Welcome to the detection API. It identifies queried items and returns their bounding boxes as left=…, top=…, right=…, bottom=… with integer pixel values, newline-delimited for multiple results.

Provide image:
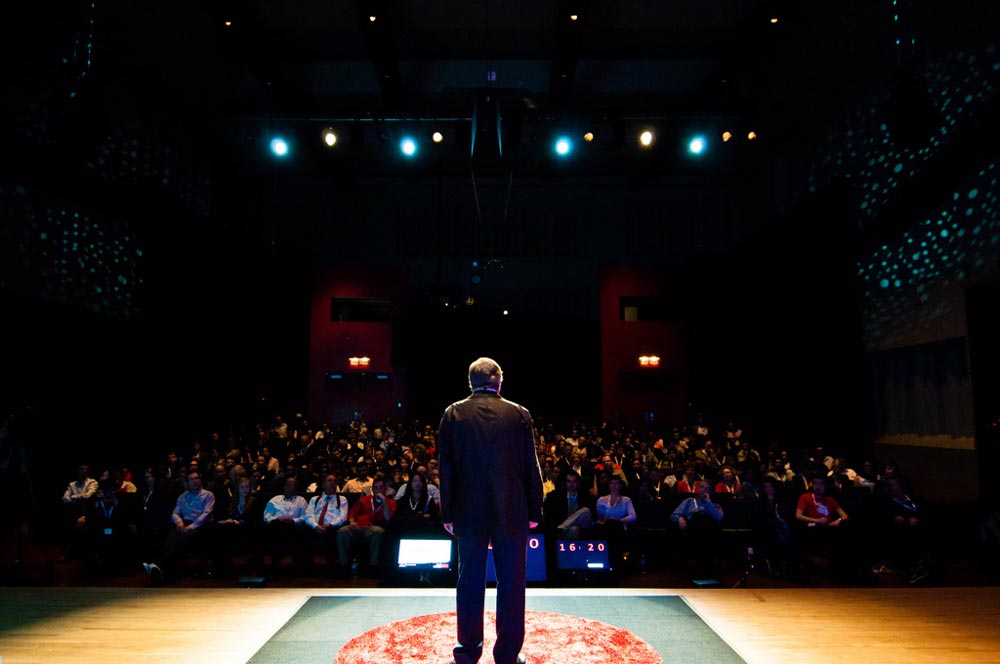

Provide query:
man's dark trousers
left=454, top=533, right=527, bottom=664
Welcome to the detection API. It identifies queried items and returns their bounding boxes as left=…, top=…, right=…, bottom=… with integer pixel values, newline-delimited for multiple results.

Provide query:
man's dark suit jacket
left=438, top=391, right=543, bottom=538
left=542, top=488, right=595, bottom=530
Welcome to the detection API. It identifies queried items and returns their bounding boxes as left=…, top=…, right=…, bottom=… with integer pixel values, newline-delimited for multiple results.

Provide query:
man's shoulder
left=498, top=396, right=530, bottom=414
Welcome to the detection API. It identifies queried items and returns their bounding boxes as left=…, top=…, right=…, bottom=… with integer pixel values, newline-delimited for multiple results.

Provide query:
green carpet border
left=246, top=595, right=746, bottom=664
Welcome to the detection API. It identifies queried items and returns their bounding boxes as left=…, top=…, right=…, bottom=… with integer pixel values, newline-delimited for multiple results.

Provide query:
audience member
left=670, top=481, right=725, bottom=575
left=543, top=469, right=595, bottom=539
left=142, top=469, right=215, bottom=583
left=337, top=477, right=396, bottom=575
left=261, top=476, right=309, bottom=574
left=305, top=473, right=349, bottom=575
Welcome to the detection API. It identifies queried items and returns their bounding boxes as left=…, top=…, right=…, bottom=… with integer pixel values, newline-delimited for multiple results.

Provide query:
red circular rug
left=335, top=610, right=662, bottom=664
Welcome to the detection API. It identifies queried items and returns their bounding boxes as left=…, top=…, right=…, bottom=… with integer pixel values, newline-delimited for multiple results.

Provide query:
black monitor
left=396, top=538, right=453, bottom=571
left=556, top=539, right=610, bottom=570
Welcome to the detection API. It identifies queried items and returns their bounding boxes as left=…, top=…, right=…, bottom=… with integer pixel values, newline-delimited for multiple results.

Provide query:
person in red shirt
left=714, top=466, right=741, bottom=495
left=336, top=477, right=396, bottom=575
left=794, top=475, right=865, bottom=581
left=795, top=476, right=849, bottom=527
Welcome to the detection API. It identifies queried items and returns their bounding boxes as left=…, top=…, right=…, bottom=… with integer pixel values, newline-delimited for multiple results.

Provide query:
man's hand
left=529, top=521, right=538, bottom=530
left=443, top=522, right=454, bottom=536
left=677, top=516, right=687, bottom=531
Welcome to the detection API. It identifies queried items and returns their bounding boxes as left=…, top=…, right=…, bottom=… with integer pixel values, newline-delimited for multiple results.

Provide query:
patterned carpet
left=246, top=595, right=745, bottom=664
left=335, top=610, right=662, bottom=664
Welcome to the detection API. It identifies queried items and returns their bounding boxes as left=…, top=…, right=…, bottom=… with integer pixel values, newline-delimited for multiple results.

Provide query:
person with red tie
left=306, top=473, right=349, bottom=575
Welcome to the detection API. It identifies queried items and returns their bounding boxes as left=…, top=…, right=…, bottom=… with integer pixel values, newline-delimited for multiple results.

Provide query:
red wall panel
left=308, top=267, right=408, bottom=424
left=600, top=265, right=689, bottom=427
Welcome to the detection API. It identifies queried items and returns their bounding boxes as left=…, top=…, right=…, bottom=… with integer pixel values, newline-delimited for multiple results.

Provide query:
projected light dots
left=4, top=184, right=144, bottom=316
left=807, top=45, right=1000, bottom=220
left=858, top=164, right=1000, bottom=344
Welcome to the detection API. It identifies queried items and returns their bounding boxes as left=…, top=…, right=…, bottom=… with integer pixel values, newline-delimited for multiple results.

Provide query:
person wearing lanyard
left=85, top=483, right=135, bottom=575
left=795, top=476, right=858, bottom=580
left=336, top=477, right=396, bottom=576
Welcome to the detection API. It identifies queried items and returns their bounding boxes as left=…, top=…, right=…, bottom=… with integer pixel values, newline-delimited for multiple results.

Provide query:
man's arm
left=292, top=497, right=307, bottom=525
left=304, top=496, right=319, bottom=529
left=189, top=492, right=215, bottom=529
left=346, top=496, right=362, bottom=526
left=171, top=496, right=185, bottom=528
left=523, top=411, right=543, bottom=528
left=437, top=408, right=455, bottom=528
left=262, top=498, right=279, bottom=524
left=705, top=499, right=724, bottom=523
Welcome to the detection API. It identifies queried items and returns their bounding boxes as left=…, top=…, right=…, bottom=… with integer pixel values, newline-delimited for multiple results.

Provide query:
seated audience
left=390, top=473, right=440, bottom=535
left=337, top=477, right=396, bottom=575
left=715, top=466, right=741, bottom=496
left=595, top=476, right=637, bottom=569
left=305, top=473, right=349, bottom=575
left=873, top=477, right=933, bottom=584
left=83, top=482, right=137, bottom=576
left=543, top=469, right=595, bottom=539
left=209, top=476, right=260, bottom=576
left=795, top=475, right=868, bottom=582
left=142, top=469, right=215, bottom=583
left=261, top=476, right=309, bottom=574
left=670, top=481, right=725, bottom=575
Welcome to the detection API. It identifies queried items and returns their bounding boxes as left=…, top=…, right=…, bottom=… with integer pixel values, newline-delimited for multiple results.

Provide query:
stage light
left=349, top=356, right=371, bottom=368
left=638, top=355, right=661, bottom=367
left=224, top=20, right=232, bottom=27
left=639, top=130, right=654, bottom=147
left=688, top=136, right=706, bottom=155
left=747, top=131, right=758, bottom=141
left=503, top=309, right=509, bottom=316
left=570, top=14, right=578, bottom=21
left=722, top=131, right=733, bottom=142
left=400, top=137, right=417, bottom=157
left=554, top=136, right=573, bottom=157
left=583, top=132, right=594, bottom=143
left=369, top=15, right=377, bottom=22
left=269, top=137, right=289, bottom=157
left=432, top=131, right=444, bottom=143
left=323, top=130, right=337, bottom=147
left=770, top=17, right=779, bottom=24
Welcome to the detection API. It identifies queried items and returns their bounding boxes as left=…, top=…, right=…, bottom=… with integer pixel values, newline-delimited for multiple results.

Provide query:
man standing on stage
left=438, top=357, right=543, bottom=664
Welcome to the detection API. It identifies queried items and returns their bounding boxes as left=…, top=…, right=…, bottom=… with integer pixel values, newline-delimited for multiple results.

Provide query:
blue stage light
left=400, top=137, right=417, bottom=157
left=269, top=137, right=289, bottom=157
left=688, top=136, right=706, bottom=155
left=554, top=136, right=573, bottom=157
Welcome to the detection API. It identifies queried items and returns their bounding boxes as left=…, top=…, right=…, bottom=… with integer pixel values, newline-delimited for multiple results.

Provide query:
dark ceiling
left=10, top=0, right=993, bottom=180
left=56, top=0, right=923, bottom=136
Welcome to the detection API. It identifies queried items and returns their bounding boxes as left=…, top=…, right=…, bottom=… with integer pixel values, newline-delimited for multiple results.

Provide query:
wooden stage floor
left=1, top=586, right=999, bottom=664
